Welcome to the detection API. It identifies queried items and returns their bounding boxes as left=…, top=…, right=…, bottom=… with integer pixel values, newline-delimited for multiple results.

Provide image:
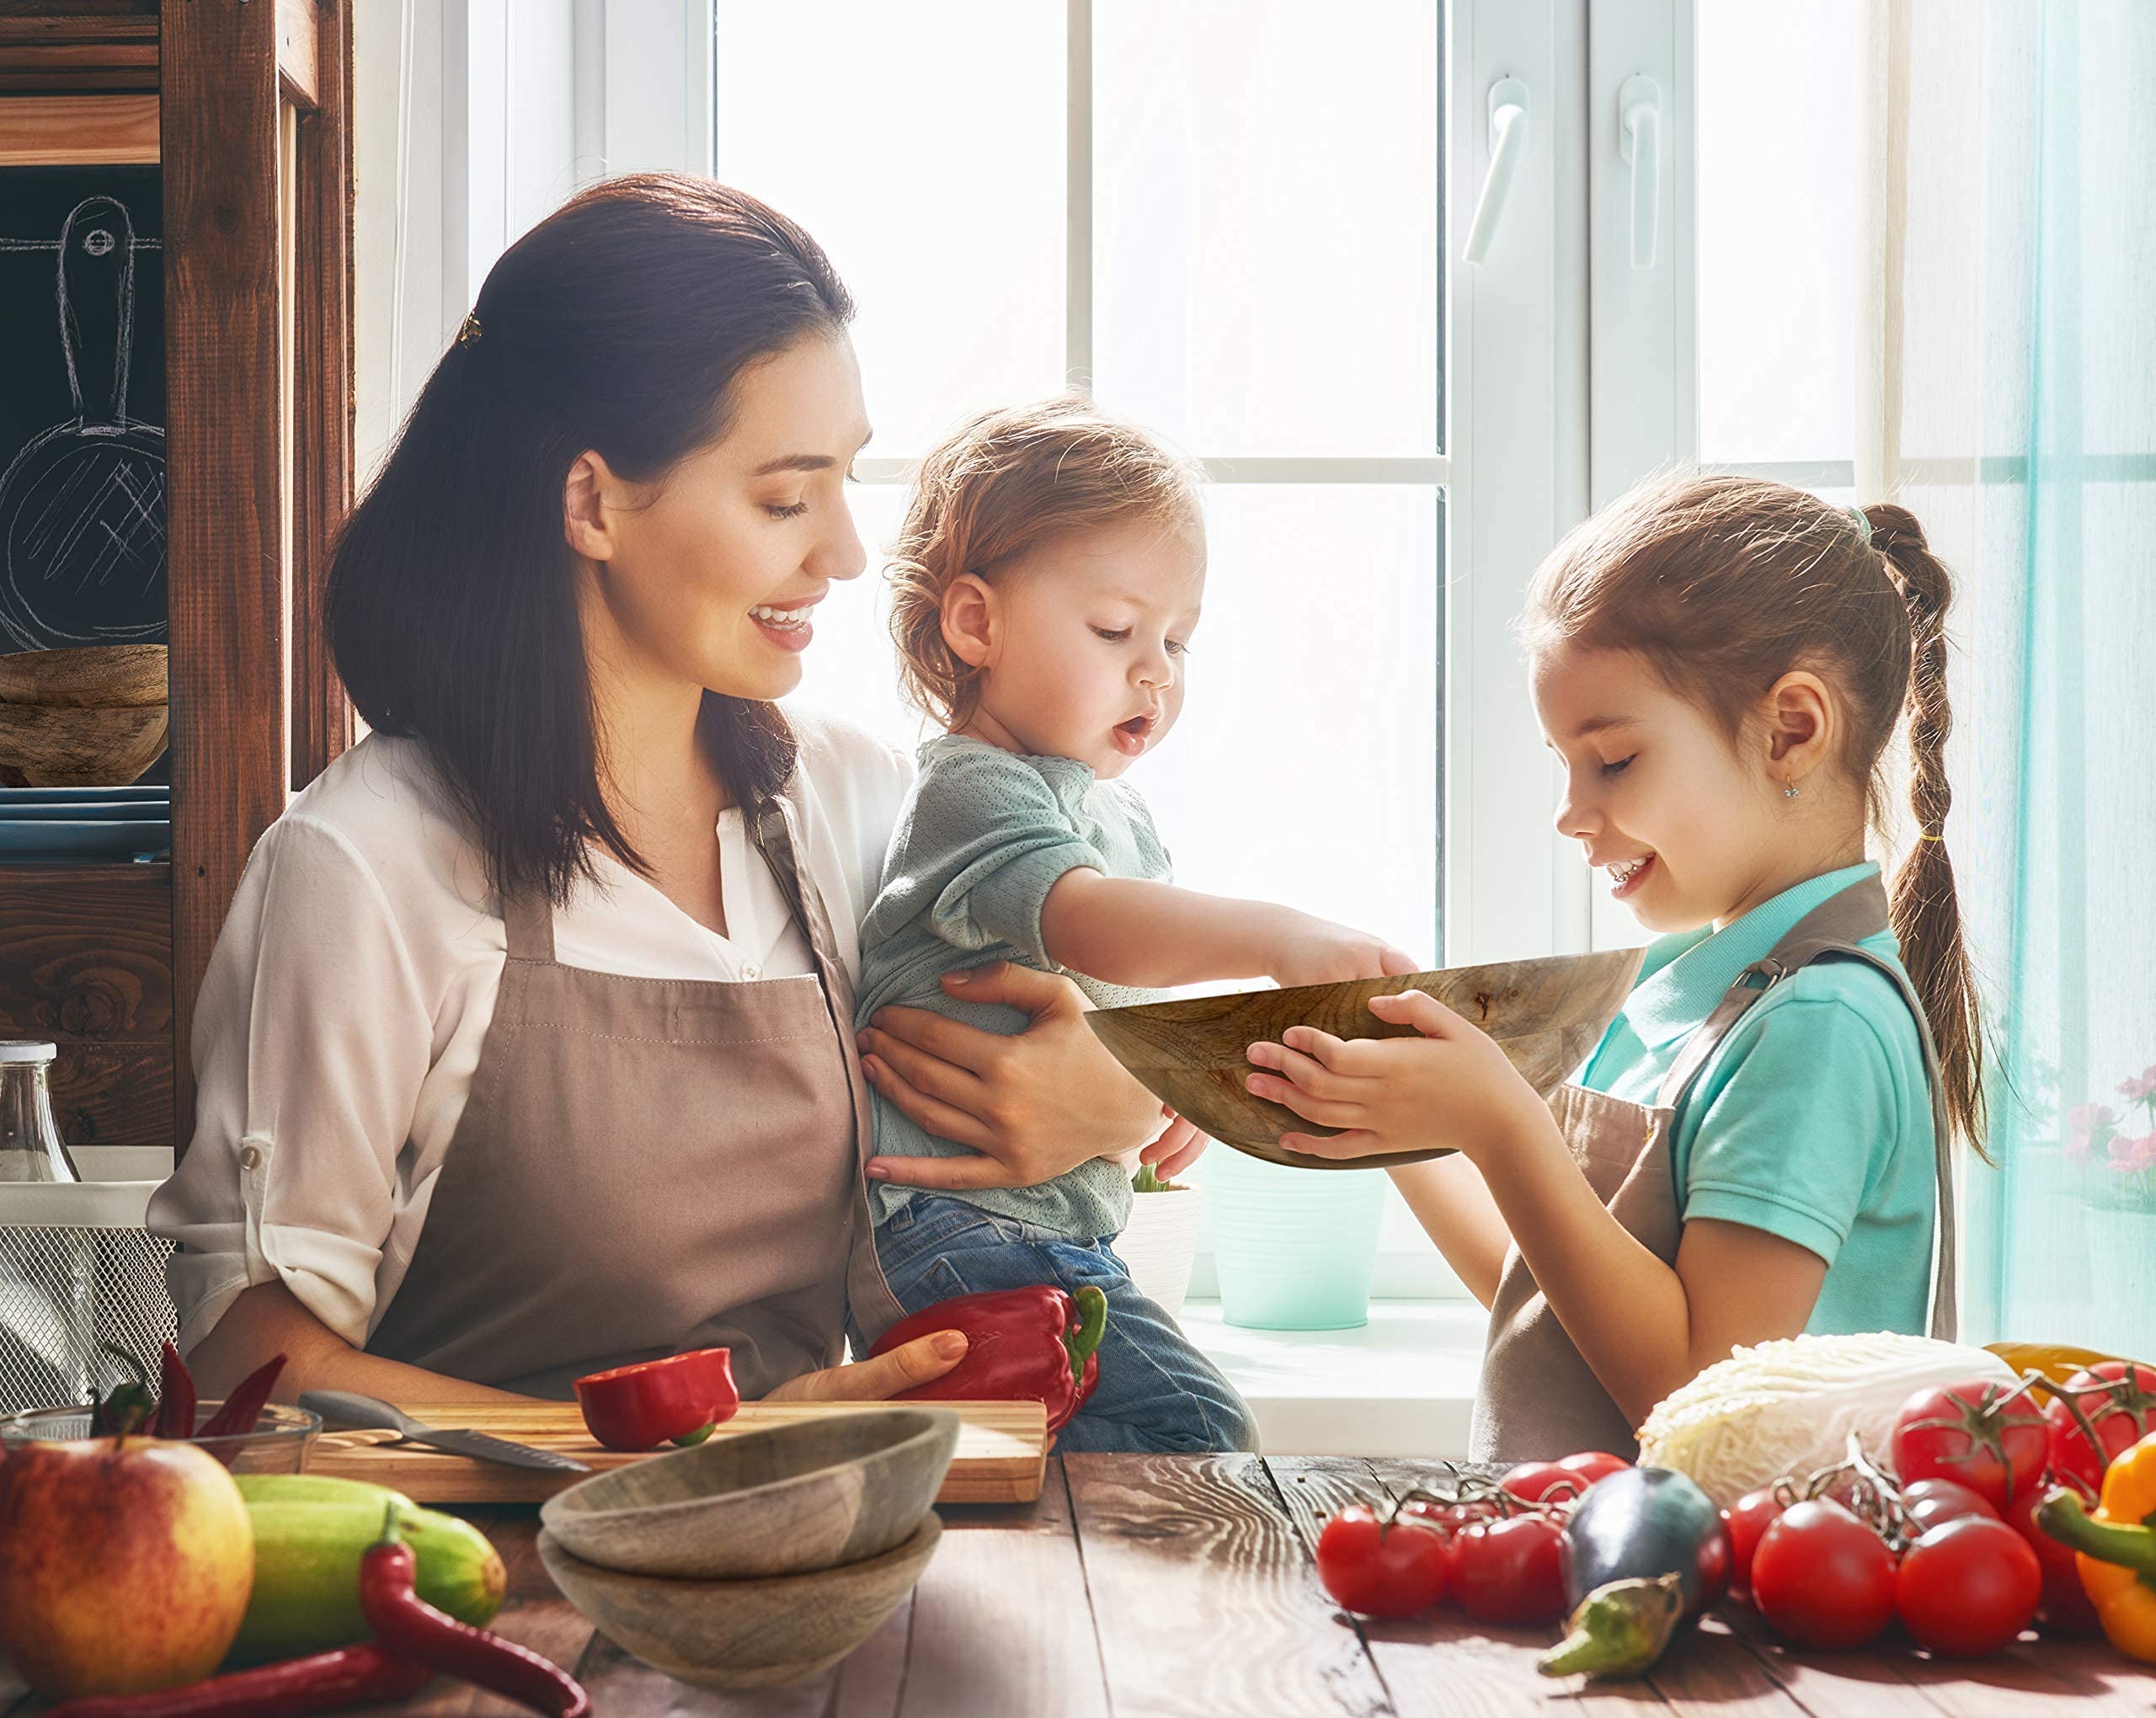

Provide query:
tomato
left=2043, top=1363, right=2156, bottom=1492
left=1401, top=1497, right=1495, bottom=1534
left=1901, top=1476, right=2000, bottom=1535
left=1555, top=1451, right=1632, bottom=1489
left=2005, top=1479, right=2104, bottom=1634
left=1500, top=1461, right=1583, bottom=1505
left=1722, top=1487, right=1787, bottom=1600
left=1890, top=1379, right=2050, bottom=1511
left=1448, top=1513, right=1569, bottom=1625
left=1895, top=1517, right=2041, bottom=1657
left=1749, top=1499, right=1897, bottom=1650
left=1315, top=1504, right=1450, bottom=1619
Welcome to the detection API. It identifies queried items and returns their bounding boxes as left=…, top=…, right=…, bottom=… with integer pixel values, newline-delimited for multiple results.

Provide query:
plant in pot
left=1113, top=1161, right=1204, bottom=1316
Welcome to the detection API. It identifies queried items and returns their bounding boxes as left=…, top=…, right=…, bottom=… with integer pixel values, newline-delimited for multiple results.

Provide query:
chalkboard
left=0, top=168, right=165, bottom=659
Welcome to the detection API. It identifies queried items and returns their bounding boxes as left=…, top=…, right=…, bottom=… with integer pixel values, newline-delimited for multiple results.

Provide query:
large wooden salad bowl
left=1086, top=947, right=1644, bottom=1170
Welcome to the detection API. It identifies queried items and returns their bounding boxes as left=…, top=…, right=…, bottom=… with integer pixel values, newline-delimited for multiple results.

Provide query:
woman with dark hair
left=147, top=175, right=1193, bottom=1405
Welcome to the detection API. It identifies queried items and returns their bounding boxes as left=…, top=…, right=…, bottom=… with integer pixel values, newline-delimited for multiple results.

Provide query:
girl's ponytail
left=1865, top=504, right=1988, bottom=1155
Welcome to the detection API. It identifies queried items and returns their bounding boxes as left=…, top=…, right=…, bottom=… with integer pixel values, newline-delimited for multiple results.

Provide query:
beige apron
left=366, top=788, right=906, bottom=1400
left=1468, top=874, right=1959, bottom=1463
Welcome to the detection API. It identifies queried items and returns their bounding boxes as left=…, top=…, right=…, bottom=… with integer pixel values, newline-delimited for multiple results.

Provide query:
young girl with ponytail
left=1243, top=473, right=1983, bottom=1459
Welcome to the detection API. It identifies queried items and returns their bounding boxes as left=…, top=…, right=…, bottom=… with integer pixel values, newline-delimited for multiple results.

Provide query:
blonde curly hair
left=886, top=397, right=1203, bottom=729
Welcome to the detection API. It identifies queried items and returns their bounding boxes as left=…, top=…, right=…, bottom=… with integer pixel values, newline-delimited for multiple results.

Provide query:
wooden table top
left=6, top=1454, right=2149, bottom=1715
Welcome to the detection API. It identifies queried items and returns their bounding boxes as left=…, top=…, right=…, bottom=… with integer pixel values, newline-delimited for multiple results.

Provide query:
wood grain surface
left=307, top=1400, right=1049, bottom=1507
left=3, top=1454, right=2150, bottom=1718
left=1087, top=947, right=1643, bottom=1168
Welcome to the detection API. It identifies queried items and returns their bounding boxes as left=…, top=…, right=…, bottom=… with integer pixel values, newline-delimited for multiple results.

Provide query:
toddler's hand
left=1262, top=909, right=1420, bottom=989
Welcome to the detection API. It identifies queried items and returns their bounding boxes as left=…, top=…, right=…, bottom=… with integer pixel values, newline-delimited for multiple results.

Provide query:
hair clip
left=456, top=311, right=483, bottom=346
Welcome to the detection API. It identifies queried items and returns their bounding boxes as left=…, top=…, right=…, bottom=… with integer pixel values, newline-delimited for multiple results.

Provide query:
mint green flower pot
left=1206, top=1146, right=1385, bottom=1331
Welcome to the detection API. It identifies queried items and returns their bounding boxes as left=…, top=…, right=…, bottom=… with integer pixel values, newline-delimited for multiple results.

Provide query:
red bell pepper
left=867, top=1284, right=1107, bottom=1433
left=573, top=1347, right=740, bottom=1452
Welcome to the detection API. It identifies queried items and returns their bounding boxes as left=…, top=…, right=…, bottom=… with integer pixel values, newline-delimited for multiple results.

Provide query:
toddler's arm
left=1039, top=869, right=1417, bottom=990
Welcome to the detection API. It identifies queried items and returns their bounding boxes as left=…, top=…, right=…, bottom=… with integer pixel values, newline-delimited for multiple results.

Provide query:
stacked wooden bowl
left=0, top=646, right=168, bottom=788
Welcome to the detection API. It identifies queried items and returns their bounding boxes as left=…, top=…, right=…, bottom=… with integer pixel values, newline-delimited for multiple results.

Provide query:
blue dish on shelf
left=0, top=802, right=169, bottom=822
left=0, top=819, right=169, bottom=861
left=0, top=786, right=169, bottom=805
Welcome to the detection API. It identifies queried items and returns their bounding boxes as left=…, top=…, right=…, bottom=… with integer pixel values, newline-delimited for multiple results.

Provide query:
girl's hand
left=860, top=962, right=1166, bottom=1190
left=1139, top=1108, right=1207, bottom=1181
left=1242, top=990, right=1545, bottom=1163
left=1262, top=909, right=1421, bottom=990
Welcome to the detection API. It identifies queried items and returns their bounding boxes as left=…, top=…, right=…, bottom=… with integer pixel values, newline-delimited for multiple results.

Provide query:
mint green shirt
left=855, top=736, right=1173, bottom=1240
left=1575, top=862, right=1937, bottom=1337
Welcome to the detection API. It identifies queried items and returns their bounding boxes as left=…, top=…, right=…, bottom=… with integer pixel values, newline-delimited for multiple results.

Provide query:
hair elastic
left=1847, top=504, right=1873, bottom=545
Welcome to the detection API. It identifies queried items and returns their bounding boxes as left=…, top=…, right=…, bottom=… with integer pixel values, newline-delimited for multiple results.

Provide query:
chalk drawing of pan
left=0, top=195, right=168, bottom=653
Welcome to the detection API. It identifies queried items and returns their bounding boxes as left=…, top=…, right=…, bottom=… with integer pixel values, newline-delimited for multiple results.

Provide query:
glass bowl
left=0, top=1401, right=322, bottom=1472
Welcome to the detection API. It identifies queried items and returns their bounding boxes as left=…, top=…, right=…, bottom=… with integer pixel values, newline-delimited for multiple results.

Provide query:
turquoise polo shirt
left=1575, top=862, right=1937, bottom=1337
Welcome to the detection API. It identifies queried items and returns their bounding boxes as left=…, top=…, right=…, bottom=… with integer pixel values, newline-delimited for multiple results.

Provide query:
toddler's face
left=969, top=517, right=1205, bottom=779
left=1531, top=643, right=1791, bottom=934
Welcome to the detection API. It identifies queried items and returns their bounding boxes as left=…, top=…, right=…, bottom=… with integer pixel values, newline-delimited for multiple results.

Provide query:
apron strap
left=501, top=892, right=558, bottom=963
left=1649, top=871, right=1957, bottom=1341
left=747, top=785, right=911, bottom=1342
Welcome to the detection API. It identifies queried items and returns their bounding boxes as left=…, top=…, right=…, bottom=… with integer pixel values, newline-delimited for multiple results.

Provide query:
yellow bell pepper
left=2038, top=1429, right=2156, bottom=1664
left=1988, top=1341, right=2138, bottom=1404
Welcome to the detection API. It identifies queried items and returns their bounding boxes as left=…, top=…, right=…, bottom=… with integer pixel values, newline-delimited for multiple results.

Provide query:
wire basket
left=0, top=1182, right=176, bottom=1415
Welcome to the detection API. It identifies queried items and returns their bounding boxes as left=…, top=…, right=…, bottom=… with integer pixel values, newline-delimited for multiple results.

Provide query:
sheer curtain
left=1859, top=1, right=2156, bottom=1354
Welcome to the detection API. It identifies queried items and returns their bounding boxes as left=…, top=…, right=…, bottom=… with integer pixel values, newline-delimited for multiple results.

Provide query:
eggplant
left=1538, top=1466, right=1730, bottom=1680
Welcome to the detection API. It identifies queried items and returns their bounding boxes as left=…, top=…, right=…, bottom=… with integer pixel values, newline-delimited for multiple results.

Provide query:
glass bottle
left=0, top=1042, right=95, bottom=1410
left=1, top=1042, right=82, bottom=1182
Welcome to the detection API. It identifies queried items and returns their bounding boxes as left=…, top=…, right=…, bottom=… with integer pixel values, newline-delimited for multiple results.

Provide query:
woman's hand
left=763, top=1329, right=969, bottom=1403
left=1261, top=909, right=1421, bottom=990
left=1243, top=990, right=1544, bottom=1162
left=859, top=962, right=1166, bottom=1190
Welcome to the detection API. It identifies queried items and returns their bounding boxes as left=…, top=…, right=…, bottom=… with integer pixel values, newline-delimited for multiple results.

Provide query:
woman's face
left=577, top=333, right=873, bottom=702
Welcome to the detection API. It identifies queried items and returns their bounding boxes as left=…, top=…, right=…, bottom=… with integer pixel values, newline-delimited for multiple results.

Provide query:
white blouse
left=147, top=711, right=912, bottom=1357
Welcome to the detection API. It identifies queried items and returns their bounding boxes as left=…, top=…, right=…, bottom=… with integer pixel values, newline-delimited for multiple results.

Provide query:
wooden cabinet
left=0, top=3, right=354, bottom=1158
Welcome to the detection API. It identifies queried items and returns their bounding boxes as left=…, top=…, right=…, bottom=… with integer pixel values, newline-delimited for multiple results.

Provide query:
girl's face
left=963, top=517, right=1206, bottom=779
left=576, top=333, right=873, bottom=703
left=1531, top=643, right=1799, bottom=934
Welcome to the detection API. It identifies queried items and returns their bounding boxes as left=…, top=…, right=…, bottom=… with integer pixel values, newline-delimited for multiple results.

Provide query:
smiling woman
left=146, top=174, right=1174, bottom=1412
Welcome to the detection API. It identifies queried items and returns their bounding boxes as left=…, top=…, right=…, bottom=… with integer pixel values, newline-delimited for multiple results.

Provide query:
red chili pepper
left=195, top=1353, right=286, bottom=1443
left=362, top=1507, right=590, bottom=1717
left=867, top=1283, right=1108, bottom=1433
left=152, top=1342, right=197, bottom=1440
left=38, top=1644, right=430, bottom=1718
left=573, top=1347, right=741, bottom=1453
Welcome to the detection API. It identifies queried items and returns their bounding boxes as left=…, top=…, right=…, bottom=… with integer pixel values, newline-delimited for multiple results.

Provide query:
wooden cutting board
left=307, top=1400, right=1048, bottom=1506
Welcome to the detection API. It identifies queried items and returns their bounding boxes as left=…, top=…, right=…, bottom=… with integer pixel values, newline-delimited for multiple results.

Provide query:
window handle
left=1619, top=74, right=1662, bottom=270
left=1463, top=77, right=1529, bottom=265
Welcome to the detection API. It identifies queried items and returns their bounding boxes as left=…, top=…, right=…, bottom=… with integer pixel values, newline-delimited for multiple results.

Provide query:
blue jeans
left=860, top=1193, right=1259, bottom=1454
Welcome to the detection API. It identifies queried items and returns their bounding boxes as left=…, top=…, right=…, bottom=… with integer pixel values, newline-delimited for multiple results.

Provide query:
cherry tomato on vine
left=1749, top=1499, right=1897, bottom=1650
left=1722, top=1487, right=1788, bottom=1600
left=1499, top=1461, right=1582, bottom=1505
left=1890, top=1379, right=2050, bottom=1511
left=1449, top=1513, right=1569, bottom=1625
left=1555, top=1450, right=1631, bottom=1489
left=2043, top=1363, right=2156, bottom=1492
left=1895, top=1517, right=2041, bottom=1657
left=2005, top=1479, right=2103, bottom=1635
left=1315, top=1504, right=1450, bottom=1619
left=1901, top=1476, right=2000, bottom=1535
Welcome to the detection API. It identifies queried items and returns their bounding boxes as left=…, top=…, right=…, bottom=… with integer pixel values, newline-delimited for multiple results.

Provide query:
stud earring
left=1783, top=782, right=1801, bottom=800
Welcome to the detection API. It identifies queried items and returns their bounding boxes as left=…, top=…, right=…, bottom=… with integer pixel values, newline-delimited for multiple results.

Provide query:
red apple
left=0, top=1434, right=254, bottom=1697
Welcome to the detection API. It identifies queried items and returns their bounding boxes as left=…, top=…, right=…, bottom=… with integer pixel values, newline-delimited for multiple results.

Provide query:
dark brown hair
left=1520, top=472, right=1986, bottom=1153
left=328, top=174, right=853, bottom=904
left=886, top=397, right=1203, bottom=728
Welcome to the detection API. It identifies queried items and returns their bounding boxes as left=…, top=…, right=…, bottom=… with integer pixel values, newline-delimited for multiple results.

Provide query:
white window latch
left=1463, top=77, right=1529, bottom=265
left=1619, top=74, right=1662, bottom=271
